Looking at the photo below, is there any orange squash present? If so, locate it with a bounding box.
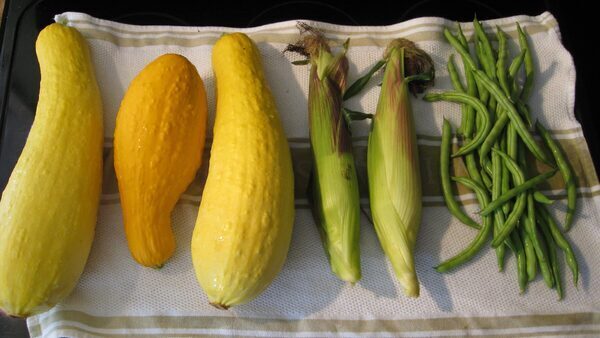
[114,54,207,268]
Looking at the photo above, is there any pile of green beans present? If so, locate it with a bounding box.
[426,17,579,299]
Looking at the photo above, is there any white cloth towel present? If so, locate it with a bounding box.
[26,11,600,338]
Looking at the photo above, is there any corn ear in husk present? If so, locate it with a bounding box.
[367,39,434,297]
[288,26,361,283]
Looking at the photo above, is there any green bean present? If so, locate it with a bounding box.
[525,218,554,288]
[475,75,490,105]
[494,220,507,271]
[440,119,481,230]
[527,191,537,241]
[538,217,563,300]
[424,92,491,157]
[443,28,477,73]
[463,92,477,138]
[496,27,510,96]
[456,23,469,48]
[521,226,538,282]
[454,23,478,138]
[518,143,553,287]
[500,132,511,215]
[463,75,477,137]
[508,48,527,82]
[481,168,557,216]
[444,28,489,103]
[507,123,518,159]
[472,69,552,164]
[500,130,507,151]
[500,144,512,216]
[508,49,527,104]
[475,100,483,131]
[480,167,493,190]
[508,51,534,126]
[473,31,491,105]
[492,135,525,255]
[448,54,466,92]
[475,39,490,75]
[489,149,528,248]
[436,176,493,272]
[501,184,512,216]
[444,28,490,105]
[479,113,509,164]
[517,128,528,166]
[537,205,579,285]
[511,231,528,293]
[473,17,497,80]
[516,99,533,129]
[434,19,575,296]
[503,123,518,214]
[483,157,493,176]
[492,145,506,271]
[553,251,564,299]
[533,191,554,205]
[489,147,524,191]
[447,55,467,134]
[488,98,498,131]
[492,145,503,196]
[465,149,483,186]
[523,199,555,288]
[536,122,577,231]
[528,194,556,293]
[496,102,505,119]
[517,23,535,101]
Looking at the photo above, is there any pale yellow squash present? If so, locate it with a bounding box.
[192,33,295,309]
[114,54,207,268]
[0,23,103,317]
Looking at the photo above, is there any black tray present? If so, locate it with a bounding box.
[0,1,597,337]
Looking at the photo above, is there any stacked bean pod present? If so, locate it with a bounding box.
[425,17,579,298]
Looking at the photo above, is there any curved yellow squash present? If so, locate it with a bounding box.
[114,54,207,268]
[0,23,103,317]
[192,33,295,309]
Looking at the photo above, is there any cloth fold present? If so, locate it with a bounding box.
[27,11,600,337]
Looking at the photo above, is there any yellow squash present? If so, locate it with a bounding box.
[191,33,295,309]
[114,54,207,268]
[0,23,103,317]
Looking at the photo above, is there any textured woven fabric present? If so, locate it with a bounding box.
[25,11,600,337]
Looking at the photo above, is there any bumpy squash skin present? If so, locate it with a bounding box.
[114,54,207,268]
[0,23,103,317]
[192,33,295,308]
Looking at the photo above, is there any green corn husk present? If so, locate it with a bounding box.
[367,39,434,297]
[290,26,361,283]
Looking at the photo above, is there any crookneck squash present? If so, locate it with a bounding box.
[114,54,207,268]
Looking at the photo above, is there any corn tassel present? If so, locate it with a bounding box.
[367,39,434,297]
[289,27,361,283]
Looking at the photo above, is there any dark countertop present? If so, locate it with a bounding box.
[1,1,597,337]
[0,314,28,338]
